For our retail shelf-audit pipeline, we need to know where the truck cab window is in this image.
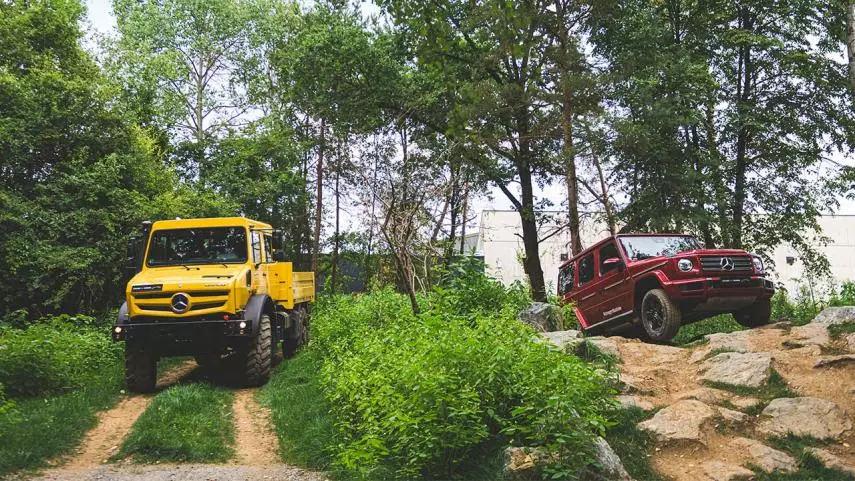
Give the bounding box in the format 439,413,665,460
578,254,595,285
559,263,575,295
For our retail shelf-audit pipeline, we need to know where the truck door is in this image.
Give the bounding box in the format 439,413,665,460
574,252,600,327
592,241,632,325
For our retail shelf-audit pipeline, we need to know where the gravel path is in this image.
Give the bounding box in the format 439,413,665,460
23,464,328,481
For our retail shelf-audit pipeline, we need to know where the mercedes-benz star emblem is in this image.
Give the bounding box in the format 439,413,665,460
720,257,734,271
171,293,190,313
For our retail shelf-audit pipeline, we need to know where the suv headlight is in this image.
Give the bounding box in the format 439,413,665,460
677,258,693,272
752,255,764,272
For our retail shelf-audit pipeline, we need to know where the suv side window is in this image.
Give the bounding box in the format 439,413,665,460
578,254,595,285
600,243,621,275
558,263,575,295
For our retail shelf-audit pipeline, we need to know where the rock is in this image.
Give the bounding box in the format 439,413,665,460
813,355,855,368
730,397,762,410
637,400,718,445
586,437,634,481
716,407,750,428
757,397,853,439
518,303,565,332
504,447,539,474
585,337,621,359
541,330,582,350
617,395,655,411
676,387,732,405
699,352,772,388
701,461,754,481
690,331,754,363
789,344,822,357
787,323,830,347
805,447,855,475
763,320,793,330
812,306,855,326
619,374,641,394
846,333,855,352
728,437,797,473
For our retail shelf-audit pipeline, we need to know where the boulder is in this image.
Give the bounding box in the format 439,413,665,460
676,387,732,405
585,436,634,481
505,440,634,481
620,342,685,365
728,437,797,473
617,395,655,411
729,397,762,410
716,407,750,428
585,337,621,359
541,330,582,351
813,354,855,368
701,461,754,481
812,306,855,326
699,352,772,388
804,447,855,476
757,397,853,439
846,333,855,352
787,323,830,348
637,400,718,445
504,446,539,474
518,303,565,332
618,374,641,394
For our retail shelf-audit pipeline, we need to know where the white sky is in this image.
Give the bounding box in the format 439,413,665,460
82,0,855,227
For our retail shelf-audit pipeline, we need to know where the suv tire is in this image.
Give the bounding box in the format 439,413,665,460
733,299,771,327
243,313,273,386
125,344,156,393
641,289,681,342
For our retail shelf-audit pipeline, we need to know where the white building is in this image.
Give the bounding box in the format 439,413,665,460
465,210,855,296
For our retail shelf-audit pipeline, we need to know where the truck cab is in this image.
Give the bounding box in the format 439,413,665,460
558,234,775,342
113,217,314,392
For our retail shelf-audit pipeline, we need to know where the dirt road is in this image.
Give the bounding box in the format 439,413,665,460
21,362,326,481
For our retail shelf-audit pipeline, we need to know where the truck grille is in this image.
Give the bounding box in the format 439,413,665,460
700,256,752,272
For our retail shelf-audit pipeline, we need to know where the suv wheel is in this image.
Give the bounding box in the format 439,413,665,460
125,344,156,393
243,313,273,386
733,299,771,328
640,289,682,342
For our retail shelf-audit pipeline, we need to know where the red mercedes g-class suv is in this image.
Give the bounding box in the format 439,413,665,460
558,234,775,342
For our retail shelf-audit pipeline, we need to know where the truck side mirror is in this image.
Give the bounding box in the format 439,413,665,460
126,236,141,274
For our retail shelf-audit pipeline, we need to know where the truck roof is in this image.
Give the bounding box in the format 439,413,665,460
150,217,273,231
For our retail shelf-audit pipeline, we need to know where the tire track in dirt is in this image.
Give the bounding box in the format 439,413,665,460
46,360,199,472
231,388,281,465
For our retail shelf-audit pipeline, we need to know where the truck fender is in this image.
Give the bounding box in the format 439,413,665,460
117,302,129,325
244,294,274,335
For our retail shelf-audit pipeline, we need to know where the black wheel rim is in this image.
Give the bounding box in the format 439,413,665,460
644,296,665,334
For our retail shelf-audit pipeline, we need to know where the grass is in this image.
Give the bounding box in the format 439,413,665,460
759,435,855,481
117,383,234,463
602,407,663,481
0,372,123,476
703,370,797,415
672,315,743,346
829,322,855,339
256,350,336,471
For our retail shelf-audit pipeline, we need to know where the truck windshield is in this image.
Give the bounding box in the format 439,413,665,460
620,236,701,261
146,227,248,266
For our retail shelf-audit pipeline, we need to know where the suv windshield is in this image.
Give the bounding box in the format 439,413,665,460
146,227,248,266
620,236,701,261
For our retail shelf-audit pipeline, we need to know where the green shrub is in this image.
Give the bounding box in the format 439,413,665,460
0,317,122,398
311,286,614,480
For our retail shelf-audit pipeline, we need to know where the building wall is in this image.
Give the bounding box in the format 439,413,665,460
476,210,855,296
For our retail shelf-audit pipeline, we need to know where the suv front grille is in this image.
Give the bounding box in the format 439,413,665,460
700,256,752,272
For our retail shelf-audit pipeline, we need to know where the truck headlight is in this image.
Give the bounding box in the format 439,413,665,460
752,256,764,272
677,259,693,272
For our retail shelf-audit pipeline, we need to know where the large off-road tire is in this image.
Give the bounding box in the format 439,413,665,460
125,344,156,393
243,313,273,386
283,304,309,358
733,299,771,328
640,289,682,342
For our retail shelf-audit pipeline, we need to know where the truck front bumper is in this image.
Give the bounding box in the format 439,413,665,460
112,319,253,343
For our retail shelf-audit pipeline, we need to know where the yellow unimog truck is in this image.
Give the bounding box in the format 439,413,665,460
112,217,314,392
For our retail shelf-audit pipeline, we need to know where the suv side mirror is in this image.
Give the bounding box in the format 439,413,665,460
603,257,624,272
126,236,141,274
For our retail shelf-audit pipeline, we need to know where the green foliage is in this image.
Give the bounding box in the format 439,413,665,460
603,408,663,481
258,350,336,470
829,322,855,340
672,315,744,346
118,384,235,463
0,317,122,398
431,257,530,320
704,370,797,415
307,280,614,480
763,435,855,481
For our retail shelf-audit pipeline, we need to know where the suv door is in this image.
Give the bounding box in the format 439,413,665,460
573,252,601,327
591,241,632,325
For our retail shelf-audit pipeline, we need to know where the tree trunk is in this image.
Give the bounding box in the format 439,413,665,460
331,143,340,293
459,174,469,255
365,135,378,288
592,148,616,237
847,2,855,98
311,118,325,274
732,11,753,249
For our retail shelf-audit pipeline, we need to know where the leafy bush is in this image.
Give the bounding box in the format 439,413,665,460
311,283,615,480
0,316,122,398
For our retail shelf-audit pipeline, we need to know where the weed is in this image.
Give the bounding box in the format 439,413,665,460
117,383,234,463
703,370,797,413
672,315,743,346
603,407,663,481
760,435,855,481
829,322,855,339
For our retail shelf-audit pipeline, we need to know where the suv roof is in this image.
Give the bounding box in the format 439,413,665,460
559,233,699,269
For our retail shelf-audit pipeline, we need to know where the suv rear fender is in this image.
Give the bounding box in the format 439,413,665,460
245,294,275,336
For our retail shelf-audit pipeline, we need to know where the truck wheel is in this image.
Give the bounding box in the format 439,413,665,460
244,313,273,386
733,299,771,328
283,305,308,358
641,289,682,342
125,344,156,393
